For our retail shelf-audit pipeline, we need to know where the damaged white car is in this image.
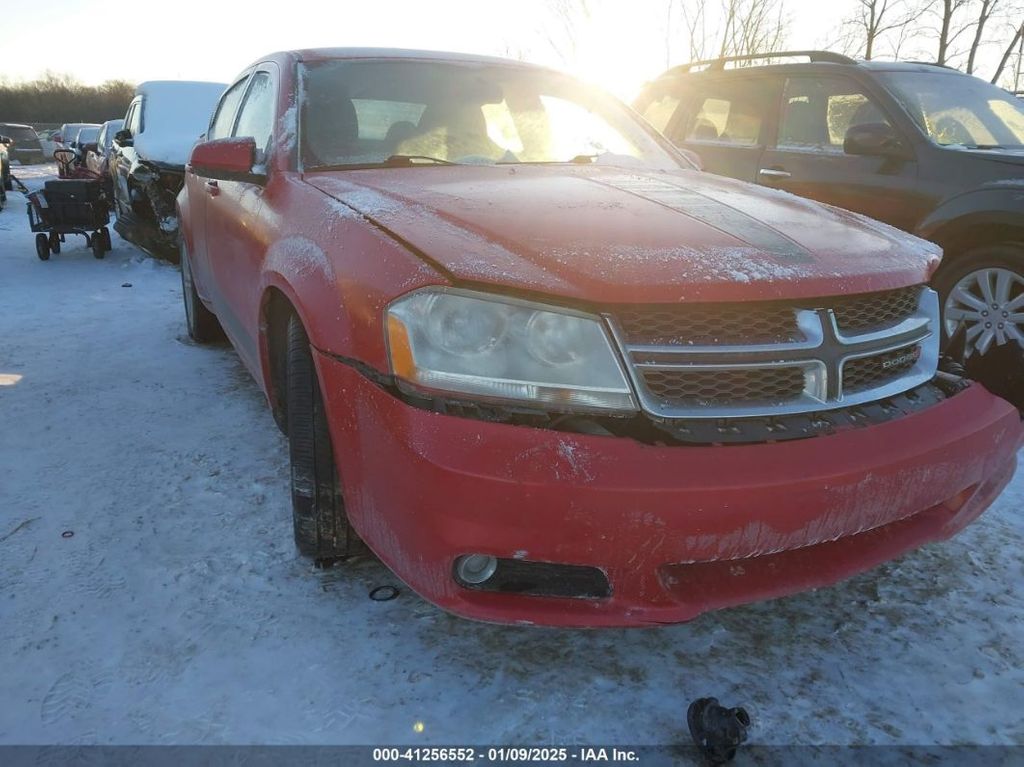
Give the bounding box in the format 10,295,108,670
110,80,226,259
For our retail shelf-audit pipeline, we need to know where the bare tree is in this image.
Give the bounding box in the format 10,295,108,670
716,0,789,60
541,0,597,67
991,19,1024,83
966,0,1000,73
932,0,974,65
678,0,711,62
844,0,918,60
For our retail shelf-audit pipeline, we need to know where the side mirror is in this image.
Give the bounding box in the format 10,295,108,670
188,137,265,184
114,129,133,147
679,147,704,171
844,122,907,158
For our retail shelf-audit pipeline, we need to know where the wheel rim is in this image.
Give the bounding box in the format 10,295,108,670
944,267,1024,356
181,245,196,327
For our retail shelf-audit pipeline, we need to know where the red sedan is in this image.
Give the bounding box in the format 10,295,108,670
177,48,1022,627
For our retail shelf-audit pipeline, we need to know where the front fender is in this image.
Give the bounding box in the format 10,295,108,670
257,218,447,395
917,185,1024,245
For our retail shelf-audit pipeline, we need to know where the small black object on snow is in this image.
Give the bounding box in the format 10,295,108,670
369,585,400,602
61,530,74,539
687,697,750,765
121,283,132,288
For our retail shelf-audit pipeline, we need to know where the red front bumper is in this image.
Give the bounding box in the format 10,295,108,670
318,354,1022,627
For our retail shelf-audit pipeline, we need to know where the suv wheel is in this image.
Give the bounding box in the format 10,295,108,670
285,314,359,562
936,244,1024,357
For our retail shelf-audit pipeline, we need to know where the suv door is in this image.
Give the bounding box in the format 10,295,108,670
757,74,926,230
664,75,779,182
200,68,276,369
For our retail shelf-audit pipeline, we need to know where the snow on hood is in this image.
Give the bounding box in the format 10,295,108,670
307,166,943,304
134,81,227,166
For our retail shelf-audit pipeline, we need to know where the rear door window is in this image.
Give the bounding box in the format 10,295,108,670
209,77,250,140
778,77,893,152
686,80,770,145
233,71,276,163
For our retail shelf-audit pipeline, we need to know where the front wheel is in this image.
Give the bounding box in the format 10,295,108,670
285,314,358,561
936,244,1024,356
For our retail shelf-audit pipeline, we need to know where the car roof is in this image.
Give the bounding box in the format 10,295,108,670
0,122,34,129
251,46,550,72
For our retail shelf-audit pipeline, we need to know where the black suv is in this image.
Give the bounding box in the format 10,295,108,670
635,51,1024,361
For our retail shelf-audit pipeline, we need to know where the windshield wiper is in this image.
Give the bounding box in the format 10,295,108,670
307,155,457,172
383,154,455,166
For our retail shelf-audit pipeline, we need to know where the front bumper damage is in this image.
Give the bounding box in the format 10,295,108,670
317,353,1022,627
120,160,184,257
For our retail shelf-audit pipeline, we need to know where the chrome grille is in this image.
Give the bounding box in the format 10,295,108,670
618,305,801,346
843,345,922,393
607,287,940,419
833,287,922,333
642,367,807,406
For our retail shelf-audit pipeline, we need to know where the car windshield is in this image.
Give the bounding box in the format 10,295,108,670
301,59,682,170
76,127,100,143
880,72,1024,148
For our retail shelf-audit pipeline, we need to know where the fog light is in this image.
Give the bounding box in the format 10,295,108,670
455,554,498,585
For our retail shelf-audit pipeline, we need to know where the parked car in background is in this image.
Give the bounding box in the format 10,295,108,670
0,123,46,164
110,81,226,259
635,52,1024,363
71,125,100,159
55,122,99,148
177,48,1022,627
85,119,124,188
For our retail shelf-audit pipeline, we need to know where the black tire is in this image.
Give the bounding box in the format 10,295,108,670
100,227,112,252
49,233,60,254
285,314,357,560
180,239,224,343
933,243,1024,350
92,234,105,259
35,233,50,261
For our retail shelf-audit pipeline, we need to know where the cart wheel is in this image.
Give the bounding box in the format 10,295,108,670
92,234,105,259
49,232,61,254
36,233,51,261
100,227,112,252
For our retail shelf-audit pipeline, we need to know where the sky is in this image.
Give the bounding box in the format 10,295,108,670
0,0,1017,99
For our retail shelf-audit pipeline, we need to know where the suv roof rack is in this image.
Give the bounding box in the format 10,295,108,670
901,60,959,69
669,50,857,74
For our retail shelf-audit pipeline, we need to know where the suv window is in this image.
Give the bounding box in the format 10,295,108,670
686,80,769,145
233,71,275,162
778,77,892,152
209,77,250,140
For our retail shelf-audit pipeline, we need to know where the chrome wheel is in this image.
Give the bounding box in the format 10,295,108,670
944,267,1024,356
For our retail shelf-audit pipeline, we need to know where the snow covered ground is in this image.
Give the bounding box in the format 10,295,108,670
1,166,1023,750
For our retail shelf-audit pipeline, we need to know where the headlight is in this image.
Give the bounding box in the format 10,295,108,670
386,288,637,413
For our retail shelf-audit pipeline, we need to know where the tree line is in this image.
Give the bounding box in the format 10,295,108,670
0,73,135,125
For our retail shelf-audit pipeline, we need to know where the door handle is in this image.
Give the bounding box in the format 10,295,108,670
205,180,220,197
759,168,792,179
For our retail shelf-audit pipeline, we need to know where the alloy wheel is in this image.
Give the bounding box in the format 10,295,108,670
944,267,1024,356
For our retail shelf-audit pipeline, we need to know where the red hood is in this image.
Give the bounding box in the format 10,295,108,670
307,165,941,304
